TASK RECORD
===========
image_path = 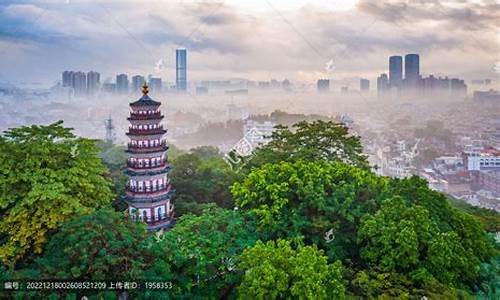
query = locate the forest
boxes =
[0,120,499,299]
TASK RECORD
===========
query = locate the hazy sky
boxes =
[0,0,499,86]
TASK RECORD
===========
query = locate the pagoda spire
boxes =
[142,82,149,95]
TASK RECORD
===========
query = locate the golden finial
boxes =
[142,82,149,95]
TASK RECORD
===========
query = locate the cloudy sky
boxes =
[0,0,499,86]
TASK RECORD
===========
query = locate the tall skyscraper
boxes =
[405,54,420,87]
[377,73,389,94]
[317,79,330,93]
[176,48,187,91]
[360,78,370,92]
[73,71,87,96]
[389,56,403,87]
[149,77,162,94]
[116,74,129,94]
[62,71,74,87]
[87,71,100,96]
[132,75,145,93]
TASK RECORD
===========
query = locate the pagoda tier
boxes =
[123,83,174,230]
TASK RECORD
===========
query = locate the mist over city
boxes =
[1,0,500,298]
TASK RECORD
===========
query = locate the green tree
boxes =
[358,195,492,291]
[159,206,257,298]
[246,120,369,170]
[35,208,155,281]
[0,121,114,266]
[475,255,500,299]
[172,152,238,214]
[358,196,436,274]
[238,239,345,300]
[190,145,222,160]
[231,160,388,261]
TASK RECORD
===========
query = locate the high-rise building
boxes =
[450,78,467,97]
[73,71,87,96]
[116,74,129,94]
[87,71,100,96]
[62,71,74,87]
[389,56,403,87]
[124,83,174,230]
[149,77,162,94]
[377,73,389,93]
[103,83,117,94]
[360,78,370,92]
[317,79,330,92]
[404,54,420,87]
[132,75,145,93]
[176,48,187,91]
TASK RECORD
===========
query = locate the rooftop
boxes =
[130,83,161,107]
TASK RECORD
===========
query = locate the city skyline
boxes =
[0,0,498,86]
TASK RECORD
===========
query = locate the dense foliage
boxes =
[1,120,499,299]
[35,208,154,281]
[245,120,369,170]
[158,206,257,298]
[0,121,114,266]
[232,160,497,297]
[238,239,345,299]
[171,147,239,215]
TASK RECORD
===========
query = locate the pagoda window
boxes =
[139,209,149,220]
[155,205,165,220]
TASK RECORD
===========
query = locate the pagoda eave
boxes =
[125,166,171,176]
[123,190,174,203]
[126,130,167,137]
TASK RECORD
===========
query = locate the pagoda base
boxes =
[147,218,175,231]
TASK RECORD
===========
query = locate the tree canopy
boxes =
[245,120,369,170]
[0,121,114,266]
[231,160,388,261]
[231,160,497,296]
[171,149,238,215]
[238,239,345,300]
[35,208,154,281]
[1,120,498,298]
[158,205,257,298]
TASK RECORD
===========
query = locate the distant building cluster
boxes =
[62,70,100,97]
[61,48,188,97]
[473,90,500,102]
[243,120,276,148]
[377,54,467,98]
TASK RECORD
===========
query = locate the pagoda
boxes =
[124,83,174,230]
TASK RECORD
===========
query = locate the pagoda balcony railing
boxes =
[126,184,170,195]
[128,112,163,120]
[127,142,167,152]
[130,212,171,224]
[127,126,166,135]
[127,161,167,169]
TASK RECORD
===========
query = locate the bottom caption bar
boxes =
[1,281,173,291]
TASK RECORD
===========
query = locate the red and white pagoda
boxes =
[125,83,174,230]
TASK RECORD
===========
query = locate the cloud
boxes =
[357,0,500,31]
[0,0,498,85]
